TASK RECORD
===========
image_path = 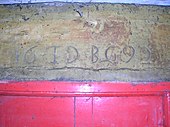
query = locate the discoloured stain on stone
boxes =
[0,3,169,82]
[149,24,170,67]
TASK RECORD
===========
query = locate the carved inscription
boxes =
[24,46,37,64]
[91,45,99,63]
[46,46,60,64]
[120,46,135,63]
[9,43,166,69]
[66,46,79,64]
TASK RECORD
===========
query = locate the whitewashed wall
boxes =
[0,0,170,5]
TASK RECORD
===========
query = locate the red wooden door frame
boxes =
[0,81,170,127]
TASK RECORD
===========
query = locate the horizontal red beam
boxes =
[0,81,170,97]
[0,91,166,97]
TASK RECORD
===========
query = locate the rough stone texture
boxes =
[1,0,170,6]
[0,3,169,82]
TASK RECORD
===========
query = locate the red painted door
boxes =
[0,81,170,127]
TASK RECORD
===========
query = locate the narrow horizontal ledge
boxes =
[0,81,169,97]
[0,91,167,97]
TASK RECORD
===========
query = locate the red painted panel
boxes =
[0,96,74,127]
[76,97,93,127]
[0,81,170,127]
[93,97,163,127]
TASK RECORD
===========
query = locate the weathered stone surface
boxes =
[0,3,169,81]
